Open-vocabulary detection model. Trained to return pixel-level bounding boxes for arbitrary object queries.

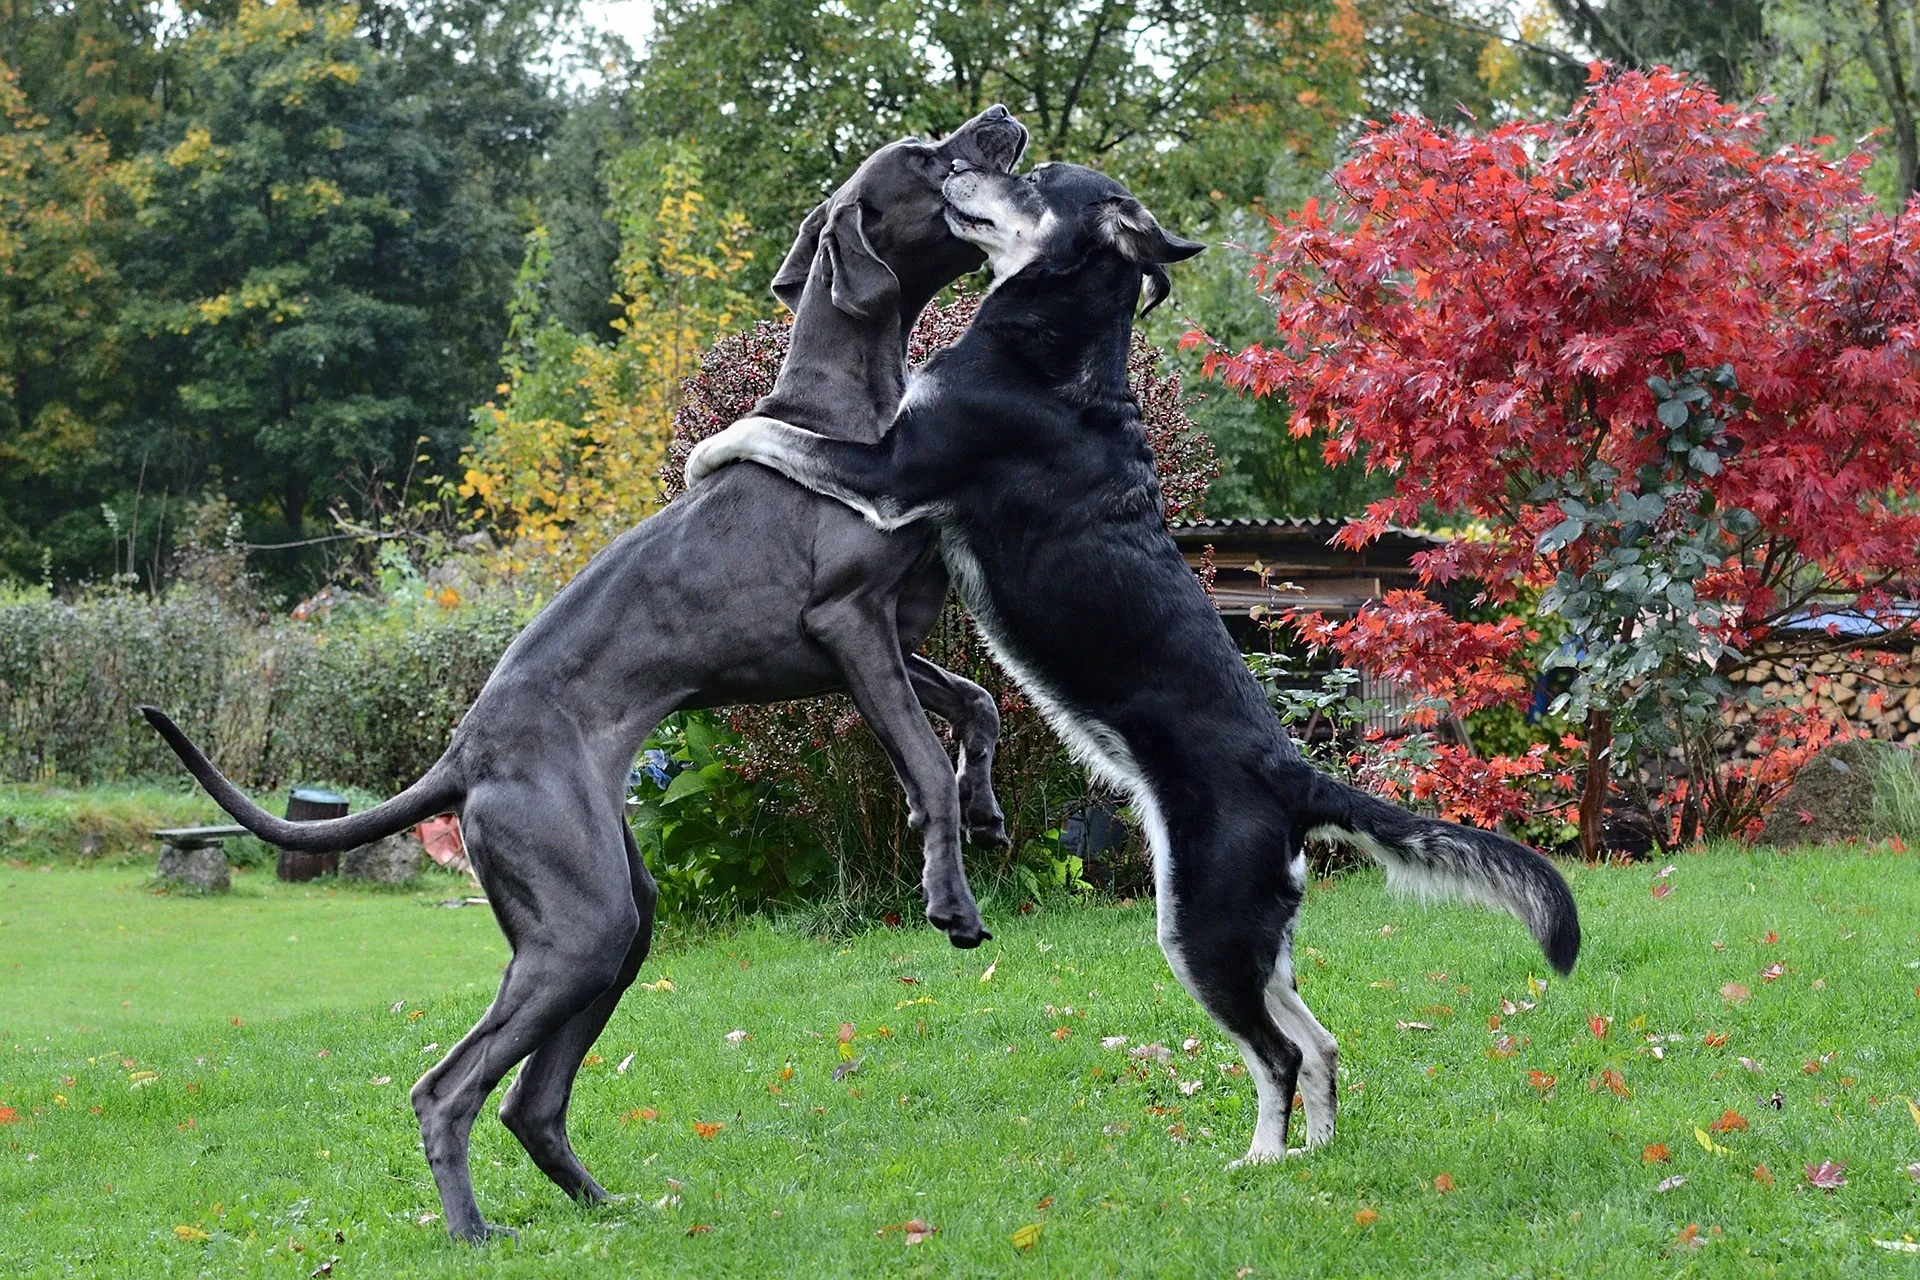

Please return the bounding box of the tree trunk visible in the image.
[1578,707,1611,861]
[1859,0,1919,203]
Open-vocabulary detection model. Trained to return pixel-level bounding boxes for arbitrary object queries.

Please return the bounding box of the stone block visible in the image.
[342,833,425,884]
[157,843,231,892]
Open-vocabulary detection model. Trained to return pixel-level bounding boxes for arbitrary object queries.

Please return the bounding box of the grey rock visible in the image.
[342,833,425,884]
[157,843,231,892]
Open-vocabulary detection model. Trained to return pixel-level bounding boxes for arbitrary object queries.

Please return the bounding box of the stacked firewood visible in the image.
[1725,651,1920,752]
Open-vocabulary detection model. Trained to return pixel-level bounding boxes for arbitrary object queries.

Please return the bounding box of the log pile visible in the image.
[1725,651,1920,753]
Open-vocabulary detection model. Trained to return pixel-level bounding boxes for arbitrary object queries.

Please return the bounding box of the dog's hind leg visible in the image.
[411,783,641,1243]
[1264,923,1338,1150]
[905,654,1007,847]
[497,824,658,1204]
[1160,866,1332,1167]
[807,601,986,947]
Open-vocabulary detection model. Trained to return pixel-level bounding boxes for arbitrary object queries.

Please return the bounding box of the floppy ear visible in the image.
[1100,197,1205,314]
[823,200,900,322]
[770,199,830,314]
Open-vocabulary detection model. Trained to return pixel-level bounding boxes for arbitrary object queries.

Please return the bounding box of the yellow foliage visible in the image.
[460,145,757,583]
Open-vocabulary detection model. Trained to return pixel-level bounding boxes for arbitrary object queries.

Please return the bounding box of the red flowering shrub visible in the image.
[663,294,1216,898]
[1193,65,1920,854]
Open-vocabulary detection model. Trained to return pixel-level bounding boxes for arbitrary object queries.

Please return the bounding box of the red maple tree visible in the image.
[1193,65,1920,854]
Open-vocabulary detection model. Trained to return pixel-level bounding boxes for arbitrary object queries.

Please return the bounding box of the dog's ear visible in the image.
[1100,197,1205,314]
[823,200,901,322]
[771,199,830,314]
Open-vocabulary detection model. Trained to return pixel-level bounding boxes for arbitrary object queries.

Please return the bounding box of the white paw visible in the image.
[1226,1143,1322,1170]
[682,436,733,488]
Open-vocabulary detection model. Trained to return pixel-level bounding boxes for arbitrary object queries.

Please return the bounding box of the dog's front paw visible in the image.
[683,435,733,488]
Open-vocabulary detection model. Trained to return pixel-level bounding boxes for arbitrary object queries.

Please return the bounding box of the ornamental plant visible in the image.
[665,293,1216,901]
[1193,66,1920,855]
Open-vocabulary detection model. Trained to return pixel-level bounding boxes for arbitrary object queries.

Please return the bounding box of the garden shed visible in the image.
[1167,516,1451,642]
[1168,517,1456,742]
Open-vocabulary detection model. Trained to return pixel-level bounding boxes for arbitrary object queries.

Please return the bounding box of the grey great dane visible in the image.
[141,105,1029,1242]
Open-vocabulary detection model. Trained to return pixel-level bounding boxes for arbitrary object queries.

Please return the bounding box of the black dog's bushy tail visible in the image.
[140,706,462,853]
[1297,768,1580,976]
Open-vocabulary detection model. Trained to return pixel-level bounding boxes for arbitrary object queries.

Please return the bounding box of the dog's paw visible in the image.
[1227,1145,1320,1170]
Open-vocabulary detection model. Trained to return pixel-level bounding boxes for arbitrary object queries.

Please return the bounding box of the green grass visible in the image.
[4,848,1920,1277]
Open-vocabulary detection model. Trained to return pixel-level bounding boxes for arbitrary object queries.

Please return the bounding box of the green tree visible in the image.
[117,0,519,561]
[0,61,136,579]
[630,0,1351,294]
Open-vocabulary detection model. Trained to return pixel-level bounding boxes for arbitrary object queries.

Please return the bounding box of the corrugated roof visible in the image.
[1168,516,1449,545]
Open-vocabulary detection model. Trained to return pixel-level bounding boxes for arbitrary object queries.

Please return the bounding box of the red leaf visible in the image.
[1710,1109,1749,1133]
[1804,1160,1847,1190]
[1703,1031,1729,1047]
[1651,882,1673,900]
[1527,1070,1557,1093]
[1588,1014,1611,1039]
[692,1121,723,1139]
[1433,1172,1455,1193]
[1643,1143,1671,1163]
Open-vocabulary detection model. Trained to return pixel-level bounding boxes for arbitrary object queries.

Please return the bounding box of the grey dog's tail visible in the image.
[140,706,461,853]
[1296,768,1580,976]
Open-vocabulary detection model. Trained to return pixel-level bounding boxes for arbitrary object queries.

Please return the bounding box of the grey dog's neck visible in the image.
[754,262,937,446]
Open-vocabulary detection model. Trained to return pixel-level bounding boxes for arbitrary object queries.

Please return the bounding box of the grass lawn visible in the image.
[3,847,1919,1277]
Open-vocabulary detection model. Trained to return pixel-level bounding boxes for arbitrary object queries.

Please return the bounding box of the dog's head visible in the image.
[771,105,1029,320]
[941,162,1203,314]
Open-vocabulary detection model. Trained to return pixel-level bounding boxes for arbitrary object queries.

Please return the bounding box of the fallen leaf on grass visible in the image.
[641,978,674,994]
[833,1057,865,1081]
[1906,1098,1920,1132]
[1703,1031,1729,1048]
[1710,1109,1749,1133]
[979,959,997,984]
[1752,1165,1774,1185]
[1805,1160,1847,1190]
[1395,1021,1433,1032]
[1736,1057,1763,1073]
[1694,1128,1731,1155]
[1011,1222,1043,1251]
[0,1107,17,1125]
[1651,882,1672,900]
[1035,1196,1054,1211]
[1720,983,1750,1005]
[876,1219,937,1245]
[1179,1080,1203,1097]
[1592,1068,1631,1098]
[692,1121,724,1140]
[685,1224,710,1237]
[620,1108,658,1125]
[1433,1172,1455,1194]
[1527,1071,1558,1094]
[1643,1144,1671,1164]
[368,1077,391,1086]
[1588,1014,1611,1039]
[173,1226,208,1242]
[1655,1175,1687,1193]
[617,1053,635,1074]
[1763,931,1779,945]
[1761,964,1785,983]
[1675,1223,1702,1251]
[1052,1027,1071,1041]
[1874,1240,1920,1254]
[1353,1208,1378,1226]
[1129,1043,1173,1065]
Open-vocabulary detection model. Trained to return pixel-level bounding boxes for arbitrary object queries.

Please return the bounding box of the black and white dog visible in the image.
[686,162,1580,1163]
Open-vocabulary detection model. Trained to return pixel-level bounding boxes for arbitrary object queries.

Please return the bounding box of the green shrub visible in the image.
[0,585,529,794]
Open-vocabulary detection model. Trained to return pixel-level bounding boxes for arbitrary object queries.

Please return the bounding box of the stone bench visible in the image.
[152,824,251,892]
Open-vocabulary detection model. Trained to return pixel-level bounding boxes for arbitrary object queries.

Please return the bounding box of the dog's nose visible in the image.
[983,104,1009,120]
[950,158,977,175]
